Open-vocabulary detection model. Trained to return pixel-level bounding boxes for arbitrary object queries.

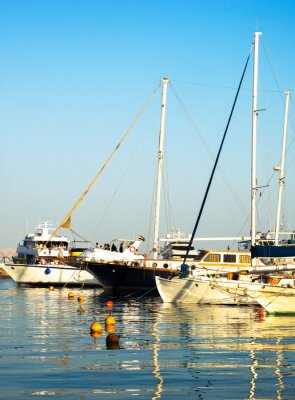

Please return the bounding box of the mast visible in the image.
[251,32,262,253]
[152,77,169,259]
[275,90,290,245]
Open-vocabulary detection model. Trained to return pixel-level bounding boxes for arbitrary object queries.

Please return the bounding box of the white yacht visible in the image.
[4,221,99,287]
[13,220,70,264]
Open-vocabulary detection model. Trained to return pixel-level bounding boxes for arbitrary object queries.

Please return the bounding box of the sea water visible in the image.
[0,278,295,399]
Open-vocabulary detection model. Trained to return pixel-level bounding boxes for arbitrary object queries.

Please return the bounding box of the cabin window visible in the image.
[239,255,251,264]
[24,241,34,249]
[203,253,221,262]
[224,254,236,263]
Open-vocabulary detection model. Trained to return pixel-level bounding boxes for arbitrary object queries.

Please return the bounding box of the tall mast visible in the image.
[275,90,290,245]
[251,32,262,252]
[152,77,169,259]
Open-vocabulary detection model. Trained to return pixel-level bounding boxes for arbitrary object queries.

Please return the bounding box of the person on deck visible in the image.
[111,243,117,252]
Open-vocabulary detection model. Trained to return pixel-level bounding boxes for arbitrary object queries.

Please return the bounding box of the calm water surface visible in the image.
[1,278,295,399]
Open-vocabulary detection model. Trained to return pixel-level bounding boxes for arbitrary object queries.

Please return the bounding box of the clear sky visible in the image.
[1,0,295,252]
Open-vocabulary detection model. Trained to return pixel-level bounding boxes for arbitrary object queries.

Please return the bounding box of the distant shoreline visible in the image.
[0,249,15,258]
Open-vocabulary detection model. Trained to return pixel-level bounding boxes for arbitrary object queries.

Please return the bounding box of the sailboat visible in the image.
[225,87,295,314]
[81,77,265,293]
[156,32,295,305]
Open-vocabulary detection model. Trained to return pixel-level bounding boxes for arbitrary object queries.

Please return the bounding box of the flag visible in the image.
[61,216,71,229]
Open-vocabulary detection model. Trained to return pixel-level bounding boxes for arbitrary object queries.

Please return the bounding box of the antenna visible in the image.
[26,217,29,235]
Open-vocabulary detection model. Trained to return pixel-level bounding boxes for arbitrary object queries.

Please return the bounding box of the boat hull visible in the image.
[3,263,99,287]
[248,285,295,314]
[84,256,258,293]
[156,276,257,304]
[85,261,178,292]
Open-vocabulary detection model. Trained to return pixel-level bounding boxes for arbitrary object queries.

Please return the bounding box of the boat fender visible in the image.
[180,263,189,278]
[45,267,51,275]
[129,246,136,253]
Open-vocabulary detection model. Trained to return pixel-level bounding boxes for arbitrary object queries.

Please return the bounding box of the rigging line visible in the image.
[260,38,286,104]
[162,177,175,233]
[169,82,248,218]
[285,95,295,153]
[182,47,252,265]
[92,116,146,238]
[171,80,239,90]
[228,167,279,251]
[162,175,170,232]
[162,142,176,232]
[69,228,94,248]
[147,172,157,256]
[164,145,176,229]
[261,39,295,137]
[171,79,281,93]
[162,138,175,231]
[46,82,161,244]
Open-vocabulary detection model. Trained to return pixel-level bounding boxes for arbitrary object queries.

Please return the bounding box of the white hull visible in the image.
[248,285,295,314]
[3,263,99,286]
[155,276,256,305]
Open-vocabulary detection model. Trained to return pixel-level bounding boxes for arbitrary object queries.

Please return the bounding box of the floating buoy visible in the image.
[106,300,113,307]
[68,291,75,299]
[77,306,85,314]
[105,324,115,333]
[91,331,102,338]
[45,267,51,275]
[105,315,116,326]
[90,321,103,334]
[49,286,54,291]
[106,332,120,349]
[78,295,85,303]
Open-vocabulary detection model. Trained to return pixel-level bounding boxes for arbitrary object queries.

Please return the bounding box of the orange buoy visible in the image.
[90,321,103,334]
[105,315,116,326]
[68,291,75,298]
[78,295,85,303]
[106,300,113,307]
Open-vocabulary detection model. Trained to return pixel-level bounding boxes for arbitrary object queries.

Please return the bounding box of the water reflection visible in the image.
[151,320,163,400]
[1,280,295,399]
[151,303,295,399]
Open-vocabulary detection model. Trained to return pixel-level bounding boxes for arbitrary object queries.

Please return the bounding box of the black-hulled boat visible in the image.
[79,233,200,292]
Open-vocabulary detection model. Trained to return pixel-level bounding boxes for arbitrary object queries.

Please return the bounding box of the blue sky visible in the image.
[1,0,295,251]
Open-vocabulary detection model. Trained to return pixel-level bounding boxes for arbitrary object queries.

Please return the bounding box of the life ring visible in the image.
[129,246,136,253]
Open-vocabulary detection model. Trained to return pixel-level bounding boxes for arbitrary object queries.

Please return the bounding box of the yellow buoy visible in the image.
[105,315,116,326]
[90,321,103,334]
[68,291,75,298]
[105,324,115,333]
[91,331,102,338]
[78,295,85,303]
[49,286,54,291]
